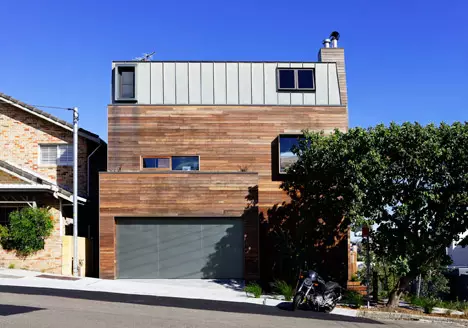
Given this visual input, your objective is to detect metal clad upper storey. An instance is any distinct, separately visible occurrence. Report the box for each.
[112,61,342,106]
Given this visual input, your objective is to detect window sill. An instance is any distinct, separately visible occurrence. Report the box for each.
[114,98,137,103]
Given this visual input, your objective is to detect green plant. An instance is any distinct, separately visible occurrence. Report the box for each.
[350,274,359,282]
[281,122,468,307]
[422,298,439,314]
[410,296,440,314]
[273,280,294,301]
[0,207,54,257]
[343,291,364,307]
[244,282,262,298]
[8,263,15,269]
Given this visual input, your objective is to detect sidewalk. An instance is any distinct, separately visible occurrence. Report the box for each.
[0,268,356,317]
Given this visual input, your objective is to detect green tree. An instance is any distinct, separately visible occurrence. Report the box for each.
[0,207,55,256]
[283,122,468,307]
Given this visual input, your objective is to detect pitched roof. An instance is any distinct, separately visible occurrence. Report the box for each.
[0,92,100,143]
[0,160,87,203]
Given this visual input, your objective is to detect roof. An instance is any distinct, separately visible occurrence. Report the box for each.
[0,92,100,143]
[0,160,87,203]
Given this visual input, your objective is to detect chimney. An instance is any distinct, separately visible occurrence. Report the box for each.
[318,31,348,107]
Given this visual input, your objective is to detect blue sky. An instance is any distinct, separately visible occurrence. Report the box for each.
[1,0,466,141]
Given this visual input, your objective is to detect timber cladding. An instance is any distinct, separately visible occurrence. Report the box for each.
[99,171,259,279]
[107,105,348,209]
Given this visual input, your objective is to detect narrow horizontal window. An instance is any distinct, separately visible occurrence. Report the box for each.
[279,135,303,174]
[142,157,170,169]
[172,156,199,171]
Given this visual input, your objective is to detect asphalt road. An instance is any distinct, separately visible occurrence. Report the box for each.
[0,287,459,328]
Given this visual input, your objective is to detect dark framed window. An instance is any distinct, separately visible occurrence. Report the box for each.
[279,135,303,173]
[141,156,199,171]
[277,68,315,91]
[115,65,136,101]
[142,157,170,169]
[172,156,199,171]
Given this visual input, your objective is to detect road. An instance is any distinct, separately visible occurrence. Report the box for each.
[0,289,459,328]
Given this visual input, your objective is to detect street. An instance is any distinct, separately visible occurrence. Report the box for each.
[0,290,459,328]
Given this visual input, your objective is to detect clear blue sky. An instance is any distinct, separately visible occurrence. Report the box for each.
[1,0,466,141]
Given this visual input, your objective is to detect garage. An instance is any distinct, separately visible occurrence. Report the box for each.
[116,218,244,279]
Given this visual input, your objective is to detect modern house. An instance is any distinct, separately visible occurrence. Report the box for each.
[0,92,106,275]
[100,33,349,280]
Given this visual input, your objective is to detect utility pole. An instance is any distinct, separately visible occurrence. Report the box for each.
[72,107,79,276]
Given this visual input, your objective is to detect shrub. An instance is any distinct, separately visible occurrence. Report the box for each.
[410,296,440,314]
[8,263,15,269]
[273,280,294,301]
[244,282,262,298]
[0,207,54,257]
[350,274,359,282]
[343,291,364,307]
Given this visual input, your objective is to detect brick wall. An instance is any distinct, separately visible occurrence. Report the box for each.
[0,194,62,273]
[0,103,88,195]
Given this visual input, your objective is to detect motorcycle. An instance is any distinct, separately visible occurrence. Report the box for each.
[292,269,342,313]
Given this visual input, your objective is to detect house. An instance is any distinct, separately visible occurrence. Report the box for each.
[0,92,106,275]
[100,33,349,280]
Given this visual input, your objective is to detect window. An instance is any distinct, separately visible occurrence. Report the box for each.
[115,65,136,101]
[142,157,170,169]
[279,135,303,173]
[277,68,315,91]
[142,156,199,171]
[172,156,199,171]
[40,144,73,166]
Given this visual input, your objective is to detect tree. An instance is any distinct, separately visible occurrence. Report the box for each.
[283,122,468,307]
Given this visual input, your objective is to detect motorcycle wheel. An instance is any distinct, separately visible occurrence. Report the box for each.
[292,293,304,311]
[323,302,336,313]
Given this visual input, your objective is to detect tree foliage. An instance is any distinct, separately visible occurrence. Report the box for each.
[284,122,468,306]
[0,207,55,257]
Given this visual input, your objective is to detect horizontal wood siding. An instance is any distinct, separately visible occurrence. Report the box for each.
[99,172,259,279]
[107,105,348,209]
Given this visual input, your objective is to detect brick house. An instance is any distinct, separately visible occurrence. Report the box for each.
[100,34,349,281]
[0,92,106,275]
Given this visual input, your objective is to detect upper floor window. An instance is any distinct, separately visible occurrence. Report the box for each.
[279,135,303,173]
[277,68,315,92]
[40,144,73,166]
[142,156,199,171]
[115,65,136,101]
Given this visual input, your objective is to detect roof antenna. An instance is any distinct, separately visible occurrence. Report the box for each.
[134,51,155,61]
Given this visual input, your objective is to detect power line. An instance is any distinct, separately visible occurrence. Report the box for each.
[31,104,74,111]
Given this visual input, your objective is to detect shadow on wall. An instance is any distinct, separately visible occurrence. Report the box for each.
[201,185,259,283]
[260,199,349,286]
[201,225,244,280]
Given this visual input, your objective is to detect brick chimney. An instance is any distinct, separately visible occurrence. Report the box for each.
[318,31,348,107]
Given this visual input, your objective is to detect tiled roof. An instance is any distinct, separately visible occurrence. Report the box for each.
[0,92,100,142]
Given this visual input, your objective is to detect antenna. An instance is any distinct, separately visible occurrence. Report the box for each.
[134,51,155,61]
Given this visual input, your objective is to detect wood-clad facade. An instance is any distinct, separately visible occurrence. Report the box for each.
[100,172,258,279]
[100,45,349,280]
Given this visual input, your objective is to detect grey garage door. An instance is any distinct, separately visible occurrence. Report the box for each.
[116,218,244,279]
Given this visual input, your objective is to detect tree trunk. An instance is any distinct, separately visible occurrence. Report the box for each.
[386,276,411,308]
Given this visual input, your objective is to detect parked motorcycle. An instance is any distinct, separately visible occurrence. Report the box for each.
[292,269,342,312]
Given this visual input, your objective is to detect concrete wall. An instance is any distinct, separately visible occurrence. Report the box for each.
[112,61,342,106]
